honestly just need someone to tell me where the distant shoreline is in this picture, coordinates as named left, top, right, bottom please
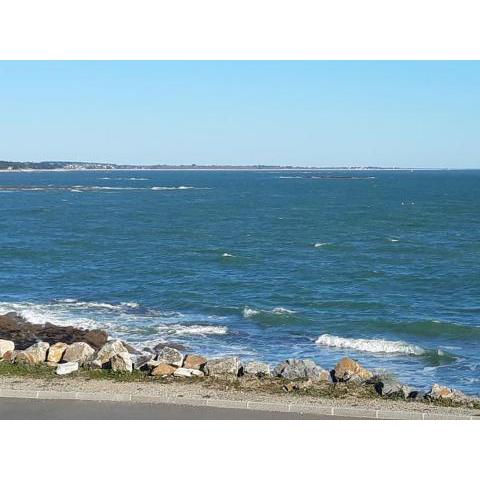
left=0, top=167, right=471, bottom=173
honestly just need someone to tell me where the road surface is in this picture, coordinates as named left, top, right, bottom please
left=0, top=397, right=352, bottom=420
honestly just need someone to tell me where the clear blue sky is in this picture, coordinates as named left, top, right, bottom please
left=0, top=61, right=479, bottom=168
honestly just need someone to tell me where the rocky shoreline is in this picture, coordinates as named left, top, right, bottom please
left=1, top=312, right=479, bottom=410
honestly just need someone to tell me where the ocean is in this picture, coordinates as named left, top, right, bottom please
left=0, top=169, right=479, bottom=393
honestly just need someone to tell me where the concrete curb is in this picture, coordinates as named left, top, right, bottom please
left=0, top=388, right=477, bottom=420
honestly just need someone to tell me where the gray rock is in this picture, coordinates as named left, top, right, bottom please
left=131, top=352, right=155, bottom=370
left=375, top=380, right=408, bottom=396
left=173, top=367, right=204, bottom=377
left=56, top=361, right=79, bottom=375
left=156, top=346, right=184, bottom=367
left=273, top=359, right=328, bottom=381
left=110, top=352, right=133, bottom=373
left=205, top=357, right=243, bottom=377
left=153, top=342, right=186, bottom=353
left=244, top=361, right=271, bottom=377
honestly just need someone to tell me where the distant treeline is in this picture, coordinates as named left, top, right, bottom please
left=0, top=161, right=387, bottom=171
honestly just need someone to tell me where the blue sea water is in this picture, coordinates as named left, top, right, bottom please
left=0, top=169, right=479, bottom=393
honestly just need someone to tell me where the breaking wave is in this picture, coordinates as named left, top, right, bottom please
left=315, top=333, right=426, bottom=355
left=55, top=298, right=140, bottom=311
left=0, top=185, right=209, bottom=193
left=156, top=324, right=228, bottom=336
left=242, top=306, right=295, bottom=318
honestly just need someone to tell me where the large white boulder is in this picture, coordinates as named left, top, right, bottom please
left=173, top=367, right=204, bottom=377
left=56, top=362, right=79, bottom=375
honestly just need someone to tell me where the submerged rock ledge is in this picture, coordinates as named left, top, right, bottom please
left=0, top=312, right=478, bottom=409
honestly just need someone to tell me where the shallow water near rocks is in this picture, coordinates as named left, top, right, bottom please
left=0, top=169, right=479, bottom=393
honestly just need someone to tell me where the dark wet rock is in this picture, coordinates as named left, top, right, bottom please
left=0, top=312, right=107, bottom=350
left=153, top=342, right=186, bottom=353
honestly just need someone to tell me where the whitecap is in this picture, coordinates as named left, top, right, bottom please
left=156, top=324, right=228, bottom=336
left=315, top=333, right=425, bottom=355
left=242, top=307, right=260, bottom=318
left=55, top=299, right=140, bottom=311
left=272, top=307, right=296, bottom=314
left=243, top=306, right=295, bottom=317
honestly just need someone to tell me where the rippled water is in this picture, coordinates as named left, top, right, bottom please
left=0, top=169, right=479, bottom=393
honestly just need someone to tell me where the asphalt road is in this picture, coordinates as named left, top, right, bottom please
left=0, top=397, right=350, bottom=420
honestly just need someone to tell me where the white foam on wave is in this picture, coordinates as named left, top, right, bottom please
left=56, top=299, right=140, bottom=311
left=88, top=186, right=142, bottom=191
left=156, top=324, right=228, bottom=336
left=315, top=333, right=425, bottom=355
left=242, top=307, right=260, bottom=318
left=222, top=253, right=234, bottom=257
left=314, top=242, right=328, bottom=248
left=100, top=177, right=149, bottom=181
left=151, top=185, right=209, bottom=191
left=0, top=301, right=102, bottom=331
left=242, top=306, right=295, bottom=318
left=271, top=307, right=296, bottom=314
